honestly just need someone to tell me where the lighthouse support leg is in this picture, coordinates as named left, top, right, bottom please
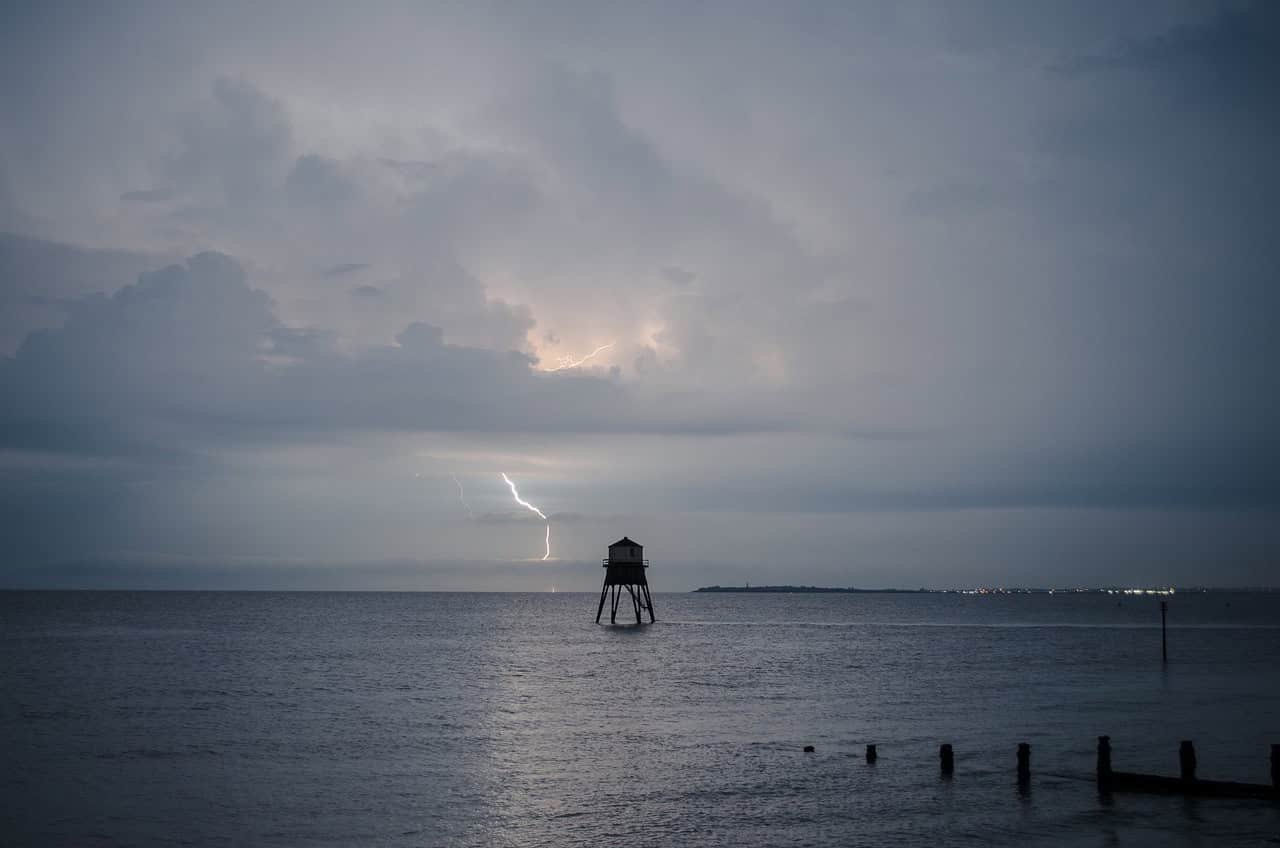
left=595, top=580, right=609, bottom=623
left=642, top=583, right=655, bottom=623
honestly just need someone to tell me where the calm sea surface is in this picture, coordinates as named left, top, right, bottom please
left=3, top=591, right=1279, bottom=846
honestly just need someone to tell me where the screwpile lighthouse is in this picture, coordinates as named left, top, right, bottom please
left=595, top=536, right=655, bottom=624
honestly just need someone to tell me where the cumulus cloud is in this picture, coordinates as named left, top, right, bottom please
left=0, top=251, right=794, bottom=462
left=0, top=234, right=177, bottom=355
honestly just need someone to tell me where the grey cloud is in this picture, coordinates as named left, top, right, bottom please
left=323, top=263, right=371, bottom=277
left=474, top=511, right=548, bottom=526
left=2, top=3, right=1278, bottom=586
left=0, top=233, right=176, bottom=355
left=374, top=258, right=538, bottom=354
left=378, top=158, right=438, bottom=181
left=902, top=182, right=999, bottom=218
left=165, top=77, right=292, bottom=209
left=1, top=252, right=273, bottom=455
left=496, top=63, right=811, bottom=272
left=286, top=154, right=360, bottom=208
left=1058, top=4, right=1279, bottom=96
left=397, top=151, right=541, bottom=257
left=660, top=266, right=696, bottom=287
left=120, top=187, right=176, bottom=204
left=120, top=78, right=546, bottom=355
left=0, top=252, right=790, bottom=465
left=0, top=554, right=605, bottom=591
left=267, top=326, right=339, bottom=360
left=501, top=66, right=670, bottom=199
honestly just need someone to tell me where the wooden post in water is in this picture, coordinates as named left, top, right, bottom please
left=1179, top=740, right=1197, bottom=782
left=940, top=743, right=954, bottom=776
left=866, top=744, right=877, bottom=763
left=1161, top=600, right=1168, bottom=663
left=1097, top=736, right=1112, bottom=789
left=1017, top=743, right=1031, bottom=785
left=1094, top=735, right=1275, bottom=798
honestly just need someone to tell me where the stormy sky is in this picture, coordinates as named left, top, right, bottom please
left=1, top=1, right=1277, bottom=590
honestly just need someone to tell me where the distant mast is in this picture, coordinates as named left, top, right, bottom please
left=595, top=537, right=655, bottom=624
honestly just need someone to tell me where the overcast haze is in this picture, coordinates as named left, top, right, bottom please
left=1, top=1, right=1277, bottom=590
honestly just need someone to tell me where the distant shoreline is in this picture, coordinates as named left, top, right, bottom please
left=692, top=585, right=1273, bottom=595
left=694, top=585, right=925, bottom=594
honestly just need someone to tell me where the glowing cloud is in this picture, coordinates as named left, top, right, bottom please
left=542, top=342, right=616, bottom=372
left=501, top=472, right=551, bottom=560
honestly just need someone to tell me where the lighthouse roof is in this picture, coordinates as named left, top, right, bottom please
left=609, top=536, right=641, bottom=548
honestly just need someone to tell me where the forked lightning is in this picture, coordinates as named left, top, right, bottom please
left=501, top=472, right=551, bottom=560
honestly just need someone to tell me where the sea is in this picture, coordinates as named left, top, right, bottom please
left=3, top=590, right=1279, bottom=846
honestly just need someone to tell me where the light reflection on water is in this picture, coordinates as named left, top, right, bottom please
left=3, top=590, right=1279, bottom=846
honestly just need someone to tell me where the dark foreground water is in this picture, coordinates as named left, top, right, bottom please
left=3, top=591, right=1279, bottom=847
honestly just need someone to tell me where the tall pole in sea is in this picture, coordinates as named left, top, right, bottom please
left=1161, top=600, right=1168, bottom=663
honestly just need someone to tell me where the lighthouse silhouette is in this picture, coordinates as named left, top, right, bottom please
left=595, top=537, right=655, bottom=624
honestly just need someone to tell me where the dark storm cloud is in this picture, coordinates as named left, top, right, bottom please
left=1038, top=5, right=1278, bottom=187
left=663, top=443, right=1280, bottom=514
left=0, top=554, right=606, bottom=591
left=1, top=2, right=1277, bottom=586
left=0, top=234, right=176, bottom=355
left=1021, top=5, right=1280, bottom=475
left=0, top=252, right=789, bottom=462
left=1058, top=4, right=1280, bottom=100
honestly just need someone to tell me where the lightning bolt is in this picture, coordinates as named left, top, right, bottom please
left=450, top=472, right=474, bottom=519
left=501, top=472, right=551, bottom=560
left=542, top=342, right=616, bottom=372
left=501, top=472, right=547, bottom=520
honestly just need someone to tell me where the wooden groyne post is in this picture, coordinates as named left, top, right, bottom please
left=1099, top=735, right=1277, bottom=799
left=782, top=737, right=1278, bottom=800
left=1179, top=740, right=1196, bottom=782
